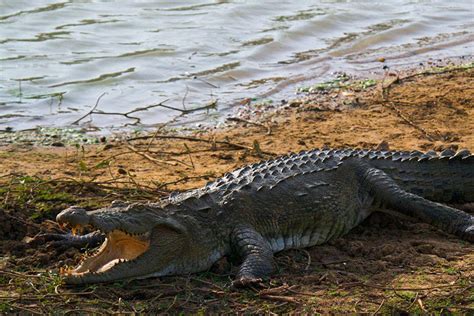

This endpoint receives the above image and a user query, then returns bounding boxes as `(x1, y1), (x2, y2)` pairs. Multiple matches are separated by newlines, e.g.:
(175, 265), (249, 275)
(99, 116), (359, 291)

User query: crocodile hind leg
(230, 226), (274, 287)
(364, 167), (474, 242)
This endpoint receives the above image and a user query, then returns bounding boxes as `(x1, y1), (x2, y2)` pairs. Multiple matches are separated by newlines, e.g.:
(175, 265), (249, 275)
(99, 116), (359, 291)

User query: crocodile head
(56, 201), (220, 284)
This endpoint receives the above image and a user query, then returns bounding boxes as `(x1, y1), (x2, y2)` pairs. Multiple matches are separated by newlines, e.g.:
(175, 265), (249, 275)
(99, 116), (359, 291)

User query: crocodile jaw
(59, 221), (199, 284)
(63, 230), (151, 276)
(56, 204), (221, 284)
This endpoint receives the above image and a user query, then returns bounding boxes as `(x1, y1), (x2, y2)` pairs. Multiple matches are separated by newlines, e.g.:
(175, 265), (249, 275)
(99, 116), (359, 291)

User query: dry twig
(127, 134), (276, 156)
(227, 117), (272, 135)
(381, 101), (440, 142)
(259, 294), (299, 304)
(371, 299), (385, 315)
(73, 97), (171, 126)
(126, 144), (181, 166)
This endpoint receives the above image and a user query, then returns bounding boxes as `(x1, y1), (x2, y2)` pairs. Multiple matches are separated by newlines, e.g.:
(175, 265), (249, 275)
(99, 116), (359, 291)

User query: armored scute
(53, 148), (473, 285)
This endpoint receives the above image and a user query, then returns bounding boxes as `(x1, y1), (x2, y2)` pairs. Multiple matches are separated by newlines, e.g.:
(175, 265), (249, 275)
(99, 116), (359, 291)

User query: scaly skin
(54, 148), (474, 285)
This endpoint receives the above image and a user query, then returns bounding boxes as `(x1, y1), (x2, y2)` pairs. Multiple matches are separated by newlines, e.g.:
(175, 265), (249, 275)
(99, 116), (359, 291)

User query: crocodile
(52, 148), (474, 285)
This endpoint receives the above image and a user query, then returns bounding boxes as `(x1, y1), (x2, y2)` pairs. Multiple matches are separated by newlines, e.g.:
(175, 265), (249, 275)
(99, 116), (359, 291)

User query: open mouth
(61, 228), (151, 276)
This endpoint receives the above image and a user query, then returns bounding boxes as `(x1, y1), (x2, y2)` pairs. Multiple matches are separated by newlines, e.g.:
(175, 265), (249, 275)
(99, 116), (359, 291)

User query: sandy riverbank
(0, 64), (473, 314)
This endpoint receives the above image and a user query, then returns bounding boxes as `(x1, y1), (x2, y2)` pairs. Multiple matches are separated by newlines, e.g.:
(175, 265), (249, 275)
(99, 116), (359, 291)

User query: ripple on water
(0, 0), (473, 132)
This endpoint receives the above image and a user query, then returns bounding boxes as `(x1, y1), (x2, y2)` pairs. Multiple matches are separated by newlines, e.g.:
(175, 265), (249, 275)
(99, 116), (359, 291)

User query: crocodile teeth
(64, 229), (151, 276)
(97, 259), (121, 273)
(59, 266), (74, 275)
(71, 225), (83, 236)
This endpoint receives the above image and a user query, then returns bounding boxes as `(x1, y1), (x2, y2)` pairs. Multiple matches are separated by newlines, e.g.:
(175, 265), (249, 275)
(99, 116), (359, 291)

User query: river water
(1, 1), (473, 132)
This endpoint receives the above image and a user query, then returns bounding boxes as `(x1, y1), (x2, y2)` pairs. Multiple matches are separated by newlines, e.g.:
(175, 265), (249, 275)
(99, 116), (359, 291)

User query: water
(1, 0), (473, 132)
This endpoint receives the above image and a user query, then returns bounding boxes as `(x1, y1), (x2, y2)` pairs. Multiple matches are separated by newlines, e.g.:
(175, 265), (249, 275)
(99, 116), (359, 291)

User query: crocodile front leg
(230, 225), (274, 287)
(364, 167), (474, 242)
(29, 231), (105, 249)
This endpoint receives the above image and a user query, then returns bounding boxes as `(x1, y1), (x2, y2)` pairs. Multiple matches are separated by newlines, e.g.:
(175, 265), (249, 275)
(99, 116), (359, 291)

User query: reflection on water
(0, 0), (473, 131)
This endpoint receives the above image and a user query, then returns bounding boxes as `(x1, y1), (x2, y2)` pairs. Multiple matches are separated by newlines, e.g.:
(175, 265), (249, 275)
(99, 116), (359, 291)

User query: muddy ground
(0, 64), (473, 314)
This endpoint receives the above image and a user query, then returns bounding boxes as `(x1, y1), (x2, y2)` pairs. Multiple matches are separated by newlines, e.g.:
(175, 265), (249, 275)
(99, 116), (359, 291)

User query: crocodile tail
(368, 149), (474, 204)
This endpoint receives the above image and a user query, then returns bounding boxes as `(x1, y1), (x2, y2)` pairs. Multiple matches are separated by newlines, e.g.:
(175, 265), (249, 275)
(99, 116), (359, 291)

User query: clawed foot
(456, 215), (474, 243)
(462, 224), (473, 243)
(27, 231), (104, 250)
(27, 232), (67, 246)
(232, 275), (265, 288)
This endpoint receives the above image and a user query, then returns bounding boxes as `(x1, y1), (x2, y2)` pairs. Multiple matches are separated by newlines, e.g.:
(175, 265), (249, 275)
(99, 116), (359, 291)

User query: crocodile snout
(56, 206), (90, 227)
